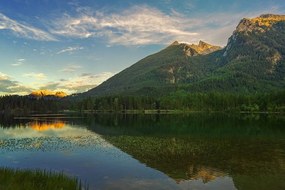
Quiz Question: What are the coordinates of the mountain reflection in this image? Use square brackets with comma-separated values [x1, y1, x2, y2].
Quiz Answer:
[86, 114, 285, 189]
[0, 117, 110, 151]
[30, 121, 65, 131]
[0, 117, 88, 139]
[187, 167, 225, 183]
[0, 113, 285, 189]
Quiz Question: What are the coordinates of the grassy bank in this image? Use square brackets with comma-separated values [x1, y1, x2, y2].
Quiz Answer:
[0, 168, 83, 190]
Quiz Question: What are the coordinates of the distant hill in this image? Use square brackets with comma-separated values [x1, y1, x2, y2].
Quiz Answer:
[82, 14, 285, 97]
[30, 90, 67, 98]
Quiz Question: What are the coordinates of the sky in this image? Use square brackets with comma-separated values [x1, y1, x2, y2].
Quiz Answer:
[0, 0, 285, 95]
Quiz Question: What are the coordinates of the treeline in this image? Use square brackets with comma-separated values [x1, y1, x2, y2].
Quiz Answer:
[0, 95, 63, 115]
[74, 96, 159, 111]
[74, 91, 285, 113]
[1, 91, 285, 114]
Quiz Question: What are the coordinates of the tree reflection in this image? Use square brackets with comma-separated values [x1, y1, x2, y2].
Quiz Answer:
[87, 113, 285, 189]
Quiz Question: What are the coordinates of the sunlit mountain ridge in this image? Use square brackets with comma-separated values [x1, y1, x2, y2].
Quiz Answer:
[169, 40, 221, 56]
[30, 90, 67, 98]
[81, 13, 285, 97]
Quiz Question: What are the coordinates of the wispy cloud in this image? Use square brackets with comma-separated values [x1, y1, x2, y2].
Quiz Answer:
[51, 5, 198, 45]
[1, 5, 280, 46]
[0, 72, 33, 95]
[41, 72, 114, 94]
[11, 58, 25, 66]
[0, 72, 9, 80]
[23, 72, 47, 80]
[50, 5, 285, 46]
[1, 68, 113, 96]
[0, 13, 56, 41]
[60, 64, 82, 72]
[57, 46, 84, 54]
[190, 6, 285, 46]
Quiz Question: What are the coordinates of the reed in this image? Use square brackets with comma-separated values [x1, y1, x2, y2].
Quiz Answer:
[0, 168, 86, 190]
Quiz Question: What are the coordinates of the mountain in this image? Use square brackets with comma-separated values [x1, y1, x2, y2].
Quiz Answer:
[170, 40, 221, 56]
[217, 14, 285, 91]
[83, 40, 222, 97]
[30, 90, 67, 98]
[84, 14, 285, 97]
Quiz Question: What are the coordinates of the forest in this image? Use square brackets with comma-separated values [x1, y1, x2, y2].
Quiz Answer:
[1, 91, 285, 115]
[75, 91, 285, 112]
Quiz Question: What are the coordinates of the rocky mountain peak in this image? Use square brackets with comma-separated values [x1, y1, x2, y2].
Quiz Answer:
[170, 41, 180, 46]
[30, 90, 67, 98]
[224, 14, 285, 57]
[236, 14, 285, 33]
[198, 40, 209, 48]
[82, 13, 285, 97]
[259, 14, 285, 19]
[189, 41, 221, 55]
[169, 41, 221, 56]
[54, 91, 68, 98]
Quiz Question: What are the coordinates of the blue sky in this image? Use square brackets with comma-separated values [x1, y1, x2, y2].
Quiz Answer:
[0, 0, 284, 95]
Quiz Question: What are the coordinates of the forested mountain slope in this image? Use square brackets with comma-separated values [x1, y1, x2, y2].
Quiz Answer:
[83, 14, 285, 97]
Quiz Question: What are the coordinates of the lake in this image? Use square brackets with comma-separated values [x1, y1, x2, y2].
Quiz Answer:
[0, 113, 285, 190]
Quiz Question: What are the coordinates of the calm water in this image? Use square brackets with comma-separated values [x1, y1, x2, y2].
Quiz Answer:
[0, 113, 285, 190]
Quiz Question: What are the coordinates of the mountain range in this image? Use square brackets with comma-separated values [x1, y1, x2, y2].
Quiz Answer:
[82, 14, 285, 97]
[30, 90, 67, 98]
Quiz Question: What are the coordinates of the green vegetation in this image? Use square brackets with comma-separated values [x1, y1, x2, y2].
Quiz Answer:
[84, 113, 285, 139]
[1, 15, 285, 114]
[81, 15, 285, 97]
[73, 90, 285, 113]
[0, 168, 82, 190]
[1, 90, 285, 114]
[105, 136, 285, 179]
[0, 112, 284, 190]
[0, 95, 66, 115]
[82, 113, 285, 190]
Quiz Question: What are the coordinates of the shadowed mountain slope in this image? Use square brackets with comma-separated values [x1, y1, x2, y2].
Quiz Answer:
[83, 14, 285, 97]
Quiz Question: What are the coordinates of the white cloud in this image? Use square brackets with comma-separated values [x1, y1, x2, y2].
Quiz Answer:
[11, 58, 25, 66]
[11, 63, 23, 66]
[0, 13, 56, 41]
[60, 64, 82, 72]
[57, 46, 84, 54]
[0, 72, 9, 80]
[0, 72, 33, 95]
[1, 5, 280, 46]
[41, 72, 114, 94]
[0, 72, 114, 95]
[51, 6, 198, 45]
[50, 5, 285, 46]
[192, 8, 285, 46]
[0, 124, 92, 139]
[23, 72, 47, 80]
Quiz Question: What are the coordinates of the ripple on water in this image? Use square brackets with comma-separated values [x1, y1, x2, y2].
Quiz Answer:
[0, 135, 111, 153]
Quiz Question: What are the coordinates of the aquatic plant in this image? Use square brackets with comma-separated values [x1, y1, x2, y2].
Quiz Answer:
[0, 168, 86, 190]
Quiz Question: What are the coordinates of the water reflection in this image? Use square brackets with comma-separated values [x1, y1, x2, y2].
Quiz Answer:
[0, 116, 110, 152]
[85, 114, 285, 190]
[30, 121, 65, 131]
[0, 113, 284, 190]
[187, 167, 225, 183]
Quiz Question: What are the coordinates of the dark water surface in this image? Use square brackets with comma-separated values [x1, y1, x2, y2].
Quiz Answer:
[0, 113, 285, 190]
